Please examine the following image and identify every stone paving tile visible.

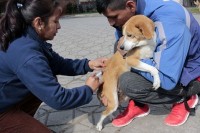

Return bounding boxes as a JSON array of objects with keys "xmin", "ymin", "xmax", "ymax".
[{"xmin": 35, "ymin": 13, "xmax": 200, "ymax": 133}]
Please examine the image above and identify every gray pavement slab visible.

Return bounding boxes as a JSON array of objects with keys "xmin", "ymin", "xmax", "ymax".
[{"xmin": 35, "ymin": 13, "xmax": 200, "ymax": 133}]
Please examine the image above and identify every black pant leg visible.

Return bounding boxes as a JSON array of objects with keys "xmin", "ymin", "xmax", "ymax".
[{"xmin": 118, "ymin": 72, "xmax": 183, "ymax": 104}]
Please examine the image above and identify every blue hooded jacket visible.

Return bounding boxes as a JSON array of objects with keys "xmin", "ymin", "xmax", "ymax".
[
  {"xmin": 0, "ymin": 26, "xmax": 93, "ymax": 113},
  {"xmin": 115, "ymin": 0, "xmax": 200, "ymax": 90}
]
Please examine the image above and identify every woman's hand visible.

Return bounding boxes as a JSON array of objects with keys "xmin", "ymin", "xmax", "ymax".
[
  {"xmin": 86, "ymin": 73, "xmax": 102, "ymax": 92},
  {"xmin": 88, "ymin": 57, "xmax": 108, "ymax": 70}
]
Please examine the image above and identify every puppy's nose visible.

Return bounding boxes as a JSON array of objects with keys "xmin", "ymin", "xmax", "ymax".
[{"xmin": 120, "ymin": 45, "xmax": 124, "ymax": 50}]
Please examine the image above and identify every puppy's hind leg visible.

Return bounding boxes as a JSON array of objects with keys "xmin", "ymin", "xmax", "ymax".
[
  {"xmin": 96, "ymin": 90, "xmax": 118, "ymax": 131},
  {"xmin": 96, "ymin": 112, "xmax": 108, "ymax": 131}
]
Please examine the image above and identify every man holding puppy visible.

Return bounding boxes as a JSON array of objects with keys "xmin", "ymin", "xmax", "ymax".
[{"xmin": 96, "ymin": 0, "xmax": 200, "ymax": 127}]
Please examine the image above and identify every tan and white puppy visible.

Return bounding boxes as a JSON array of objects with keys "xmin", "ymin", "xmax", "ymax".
[
  {"xmin": 121, "ymin": 15, "xmax": 160, "ymax": 89},
  {"xmin": 96, "ymin": 15, "xmax": 160, "ymax": 131}
]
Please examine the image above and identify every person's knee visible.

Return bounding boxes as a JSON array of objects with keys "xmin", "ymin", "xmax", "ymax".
[
  {"xmin": 118, "ymin": 72, "xmax": 152, "ymax": 97},
  {"xmin": 118, "ymin": 72, "xmax": 134, "ymax": 95}
]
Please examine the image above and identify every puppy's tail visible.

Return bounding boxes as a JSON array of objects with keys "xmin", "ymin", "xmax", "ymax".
[
  {"xmin": 97, "ymin": 84, "xmax": 103, "ymax": 102},
  {"xmin": 97, "ymin": 84, "xmax": 108, "ymax": 106}
]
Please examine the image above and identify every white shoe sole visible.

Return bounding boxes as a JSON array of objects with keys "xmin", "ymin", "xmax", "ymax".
[{"xmin": 112, "ymin": 108, "xmax": 150, "ymax": 127}]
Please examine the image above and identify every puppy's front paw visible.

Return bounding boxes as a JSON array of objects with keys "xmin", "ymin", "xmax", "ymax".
[{"xmin": 152, "ymin": 76, "xmax": 160, "ymax": 90}]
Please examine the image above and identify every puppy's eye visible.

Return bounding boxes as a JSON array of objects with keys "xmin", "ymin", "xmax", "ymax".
[{"xmin": 127, "ymin": 34, "xmax": 132, "ymax": 37}]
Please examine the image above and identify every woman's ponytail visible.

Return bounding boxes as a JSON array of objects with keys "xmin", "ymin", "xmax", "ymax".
[
  {"xmin": 0, "ymin": 0, "xmax": 26, "ymax": 51},
  {"xmin": 0, "ymin": 0, "xmax": 62, "ymax": 51}
]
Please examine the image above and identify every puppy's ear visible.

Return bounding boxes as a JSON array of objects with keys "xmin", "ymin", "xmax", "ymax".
[{"xmin": 134, "ymin": 15, "xmax": 155, "ymax": 39}]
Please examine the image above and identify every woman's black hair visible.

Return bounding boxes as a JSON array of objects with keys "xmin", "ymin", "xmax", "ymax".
[{"xmin": 0, "ymin": 0, "xmax": 60, "ymax": 51}]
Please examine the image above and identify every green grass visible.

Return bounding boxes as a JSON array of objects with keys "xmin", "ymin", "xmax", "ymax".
[{"xmin": 187, "ymin": 7, "xmax": 200, "ymax": 13}]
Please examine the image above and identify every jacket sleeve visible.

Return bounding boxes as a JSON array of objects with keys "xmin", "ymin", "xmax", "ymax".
[
  {"xmin": 132, "ymin": 21, "xmax": 191, "ymax": 90},
  {"xmin": 50, "ymin": 50, "xmax": 93, "ymax": 76},
  {"xmin": 115, "ymin": 29, "xmax": 123, "ymax": 41},
  {"xmin": 16, "ymin": 55, "xmax": 93, "ymax": 110}
]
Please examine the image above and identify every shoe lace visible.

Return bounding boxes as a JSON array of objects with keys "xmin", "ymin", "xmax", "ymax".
[
  {"xmin": 170, "ymin": 103, "xmax": 183, "ymax": 116},
  {"xmin": 118, "ymin": 106, "xmax": 129, "ymax": 117},
  {"xmin": 116, "ymin": 101, "xmax": 135, "ymax": 118}
]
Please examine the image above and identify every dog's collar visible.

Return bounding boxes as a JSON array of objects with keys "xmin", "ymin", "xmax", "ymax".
[
  {"xmin": 123, "ymin": 53, "xmax": 127, "ymax": 59},
  {"xmin": 117, "ymin": 49, "xmax": 128, "ymax": 59},
  {"xmin": 117, "ymin": 45, "xmax": 128, "ymax": 59}
]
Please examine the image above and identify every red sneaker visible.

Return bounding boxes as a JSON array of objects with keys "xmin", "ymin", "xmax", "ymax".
[
  {"xmin": 164, "ymin": 94, "xmax": 199, "ymax": 126},
  {"xmin": 112, "ymin": 100, "xmax": 150, "ymax": 127},
  {"xmin": 197, "ymin": 77, "xmax": 200, "ymax": 82}
]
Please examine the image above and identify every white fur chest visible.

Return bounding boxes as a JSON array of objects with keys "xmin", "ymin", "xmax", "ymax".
[{"xmin": 139, "ymin": 32, "xmax": 157, "ymax": 59}]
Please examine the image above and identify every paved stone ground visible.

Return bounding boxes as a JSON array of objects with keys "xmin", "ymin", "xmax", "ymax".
[{"xmin": 34, "ymin": 13, "xmax": 200, "ymax": 133}]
